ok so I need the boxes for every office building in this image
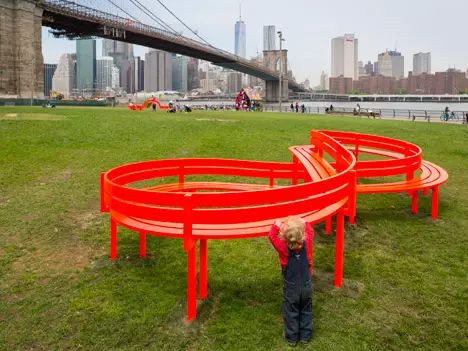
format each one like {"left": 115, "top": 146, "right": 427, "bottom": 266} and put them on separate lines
{"left": 121, "top": 60, "right": 135, "bottom": 94}
{"left": 413, "top": 52, "right": 431, "bottom": 75}
{"left": 320, "top": 71, "right": 329, "bottom": 90}
{"left": 102, "top": 39, "right": 134, "bottom": 60}
{"left": 144, "top": 50, "right": 172, "bottom": 92}
{"left": 263, "top": 25, "right": 276, "bottom": 51}
{"left": 44, "top": 63, "right": 57, "bottom": 97}
{"left": 172, "top": 55, "right": 189, "bottom": 92}
{"left": 52, "top": 53, "right": 76, "bottom": 98}
{"left": 187, "top": 59, "right": 200, "bottom": 90}
{"left": 227, "top": 72, "right": 242, "bottom": 93}
{"left": 365, "top": 61, "right": 373, "bottom": 76}
{"left": 234, "top": 15, "right": 246, "bottom": 58}
{"left": 200, "top": 78, "right": 217, "bottom": 92}
{"left": 374, "top": 61, "right": 379, "bottom": 75}
{"left": 76, "top": 39, "right": 96, "bottom": 95}
{"left": 135, "top": 57, "right": 145, "bottom": 92}
{"left": 377, "top": 50, "right": 404, "bottom": 78}
{"left": 331, "top": 34, "right": 358, "bottom": 80}
{"left": 358, "top": 61, "right": 366, "bottom": 78}
{"left": 96, "top": 57, "right": 113, "bottom": 92}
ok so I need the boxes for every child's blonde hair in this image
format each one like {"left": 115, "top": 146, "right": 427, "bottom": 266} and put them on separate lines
{"left": 280, "top": 216, "right": 305, "bottom": 250}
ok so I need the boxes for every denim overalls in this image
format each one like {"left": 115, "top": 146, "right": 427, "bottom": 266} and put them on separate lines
{"left": 282, "top": 241, "right": 312, "bottom": 342}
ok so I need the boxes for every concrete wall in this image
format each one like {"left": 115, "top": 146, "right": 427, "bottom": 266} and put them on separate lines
{"left": 0, "top": 0, "right": 44, "bottom": 98}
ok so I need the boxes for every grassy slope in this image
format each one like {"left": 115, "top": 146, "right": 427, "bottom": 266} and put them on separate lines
{"left": 0, "top": 107, "right": 467, "bottom": 351}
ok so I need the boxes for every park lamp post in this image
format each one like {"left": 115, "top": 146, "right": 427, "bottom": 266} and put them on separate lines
{"left": 277, "top": 31, "right": 285, "bottom": 112}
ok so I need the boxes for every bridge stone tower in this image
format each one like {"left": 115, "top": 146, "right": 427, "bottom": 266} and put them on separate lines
{"left": 0, "top": 0, "right": 44, "bottom": 98}
{"left": 263, "top": 49, "right": 288, "bottom": 102}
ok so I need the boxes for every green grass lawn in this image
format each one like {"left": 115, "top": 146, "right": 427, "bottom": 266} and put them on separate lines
{"left": 0, "top": 107, "right": 467, "bottom": 350}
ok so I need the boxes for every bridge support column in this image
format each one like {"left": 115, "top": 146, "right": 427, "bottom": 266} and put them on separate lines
{"left": 265, "top": 80, "right": 288, "bottom": 103}
{"left": 0, "top": 0, "right": 43, "bottom": 98}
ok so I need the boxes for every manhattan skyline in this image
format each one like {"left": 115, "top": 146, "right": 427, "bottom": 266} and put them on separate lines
{"left": 41, "top": 0, "right": 467, "bottom": 85}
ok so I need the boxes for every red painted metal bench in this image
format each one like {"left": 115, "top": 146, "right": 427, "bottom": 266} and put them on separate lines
{"left": 101, "top": 131, "right": 356, "bottom": 320}
{"left": 100, "top": 130, "right": 448, "bottom": 320}
{"left": 318, "top": 131, "right": 448, "bottom": 219}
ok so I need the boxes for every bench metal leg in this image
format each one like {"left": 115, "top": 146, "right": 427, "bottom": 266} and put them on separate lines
{"left": 422, "top": 188, "right": 429, "bottom": 196}
{"left": 411, "top": 191, "right": 419, "bottom": 214}
{"left": 140, "top": 232, "right": 146, "bottom": 257}
{"left": 334, "top": 212, "right": 345, "bottom": 288}
{"left": 432, "top": 187, "right": 439, "bottom": 220}
{"left": 325, "top": 216, "right": 332, "bottom": 234}
{"left": 110, "top": 217, "right": 117, "bottom": 260}
{"left": 199, "top": 239, "right": 208, "bottom": 299}
{"left": 187, "top": 242, "right": 197, "bottom": 321}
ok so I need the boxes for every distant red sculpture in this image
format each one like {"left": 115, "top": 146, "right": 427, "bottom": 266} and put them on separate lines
{"left": 128, "top": 98, "right": 169, "bottom": 111}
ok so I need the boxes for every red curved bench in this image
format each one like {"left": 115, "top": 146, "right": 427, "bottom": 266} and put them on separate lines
{"left": 101, "top": 131, "right": 356, "bottom": 320}
{"left": 100, "top": 130, "right": 448, "bottom": 321}
{"left": 318, "top": 131, "right": 448, "bottom": 219}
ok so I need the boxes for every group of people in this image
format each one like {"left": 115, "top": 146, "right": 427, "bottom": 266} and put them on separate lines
{"left": 290, "top": 102, "right": 307, "bottom": 113}
{"left": 164, "top": 101, "right": 192, "bottom": 113}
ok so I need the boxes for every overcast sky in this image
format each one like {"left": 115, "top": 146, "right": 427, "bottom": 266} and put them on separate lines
{"left": 42, "top": 0, "right": 467, "bottom": 85}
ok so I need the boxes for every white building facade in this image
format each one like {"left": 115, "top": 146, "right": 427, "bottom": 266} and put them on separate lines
{"left": 413, "top": 52, "right": 431, "bottom": 75}
{"left": 331, "top": 34, "right": 358, "bottom": 80}
{"left": 52, "top": 53, "right": 76, "bottom": 98}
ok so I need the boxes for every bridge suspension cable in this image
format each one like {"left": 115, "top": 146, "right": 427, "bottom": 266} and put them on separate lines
{"left": 153, "top": 0, "right": 215, "bottom": 48}
{"left": 128, "top": 0, "right": 180, "bottom": 35}
{"left": 106, "top": 0, "right": 176, "bottom": 35}
{"left": 105, "top": 0, "right": 138, "bottom": 21}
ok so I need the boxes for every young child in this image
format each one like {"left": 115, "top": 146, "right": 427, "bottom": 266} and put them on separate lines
{"left": 269, "top": 216, "right": 314, "bottom": 347}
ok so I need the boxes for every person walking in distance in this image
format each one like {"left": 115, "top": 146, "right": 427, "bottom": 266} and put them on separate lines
{"left": 269, "top": 217, "right": 313, "bottom": 347}
{"left": 290, "top": 103, "right": 294, "bottom": 112}
{"left": 295, "top": 102, "right": 299, "bottom": 113}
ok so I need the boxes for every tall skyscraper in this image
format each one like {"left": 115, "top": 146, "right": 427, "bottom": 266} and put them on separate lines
{"left": 102, "top": 39, "right": 134, "bottom": 60}
{"left": 44, "top": 63, "right": 57, "bottom": 97}
{"left": 377, "top": 50, "right": 404, "bottom": 78}
{"left": 121, "top": 60, "right": 136, "bottom": 94}
{"left": 263, "top": 25, "right": 276, "bottom": 51}
{"left": 52, "top": 53, "right": 76, "bottom": 98}
{"left": 76, "top": 39, "right": 96, "bottom": 95}
{"left": 187, "top": 59, "right": 200, "bottom": 91}
{"left": 144, "top": 50, "right": 172, "bottom": 92}
{"left": 134, "top": 57, "right": 145, "bottom": 92}
{"left": 413, "top": 52, "right": 431, "bottom": 75}
{"left": 331, "top": 34, "right": 358, "bottom": 80}
{"left": 172, "top": 55, "right": 189, "bottom": 92}
{"left": 365, "top": 61, "right": 373, "bottom": 76}
{"left": 96, "top": 57, "right": 114, "bottom": 92}
{"left": 227, "top": 72, "right": 242, "bottom": 93}
{"left": 234, "top": 9, "right": 246, "bottom": 58}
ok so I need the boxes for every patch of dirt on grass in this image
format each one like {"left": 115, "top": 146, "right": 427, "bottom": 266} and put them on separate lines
{"left": 178, "top": 148, "right": 192, "bottom": 156}
{"left": 195, "top": 118, "right": 238, "bottom": 123}
{"left": 312, "top": 270, "right": 365, "bottom": 299}
{"left": 10, "top": 242, "right": 90, "bottom": 277}
{"left": 55, "top": 168, "right": 73, "bottom": 182}
{"left": 38, "top": 168, "right": 73, "bottom": 186}
{"left": 75, "top": 210, "right": 98, "bottom": 230}
{"left": 0, "top": 113, "right": 66, "bottom": 121}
